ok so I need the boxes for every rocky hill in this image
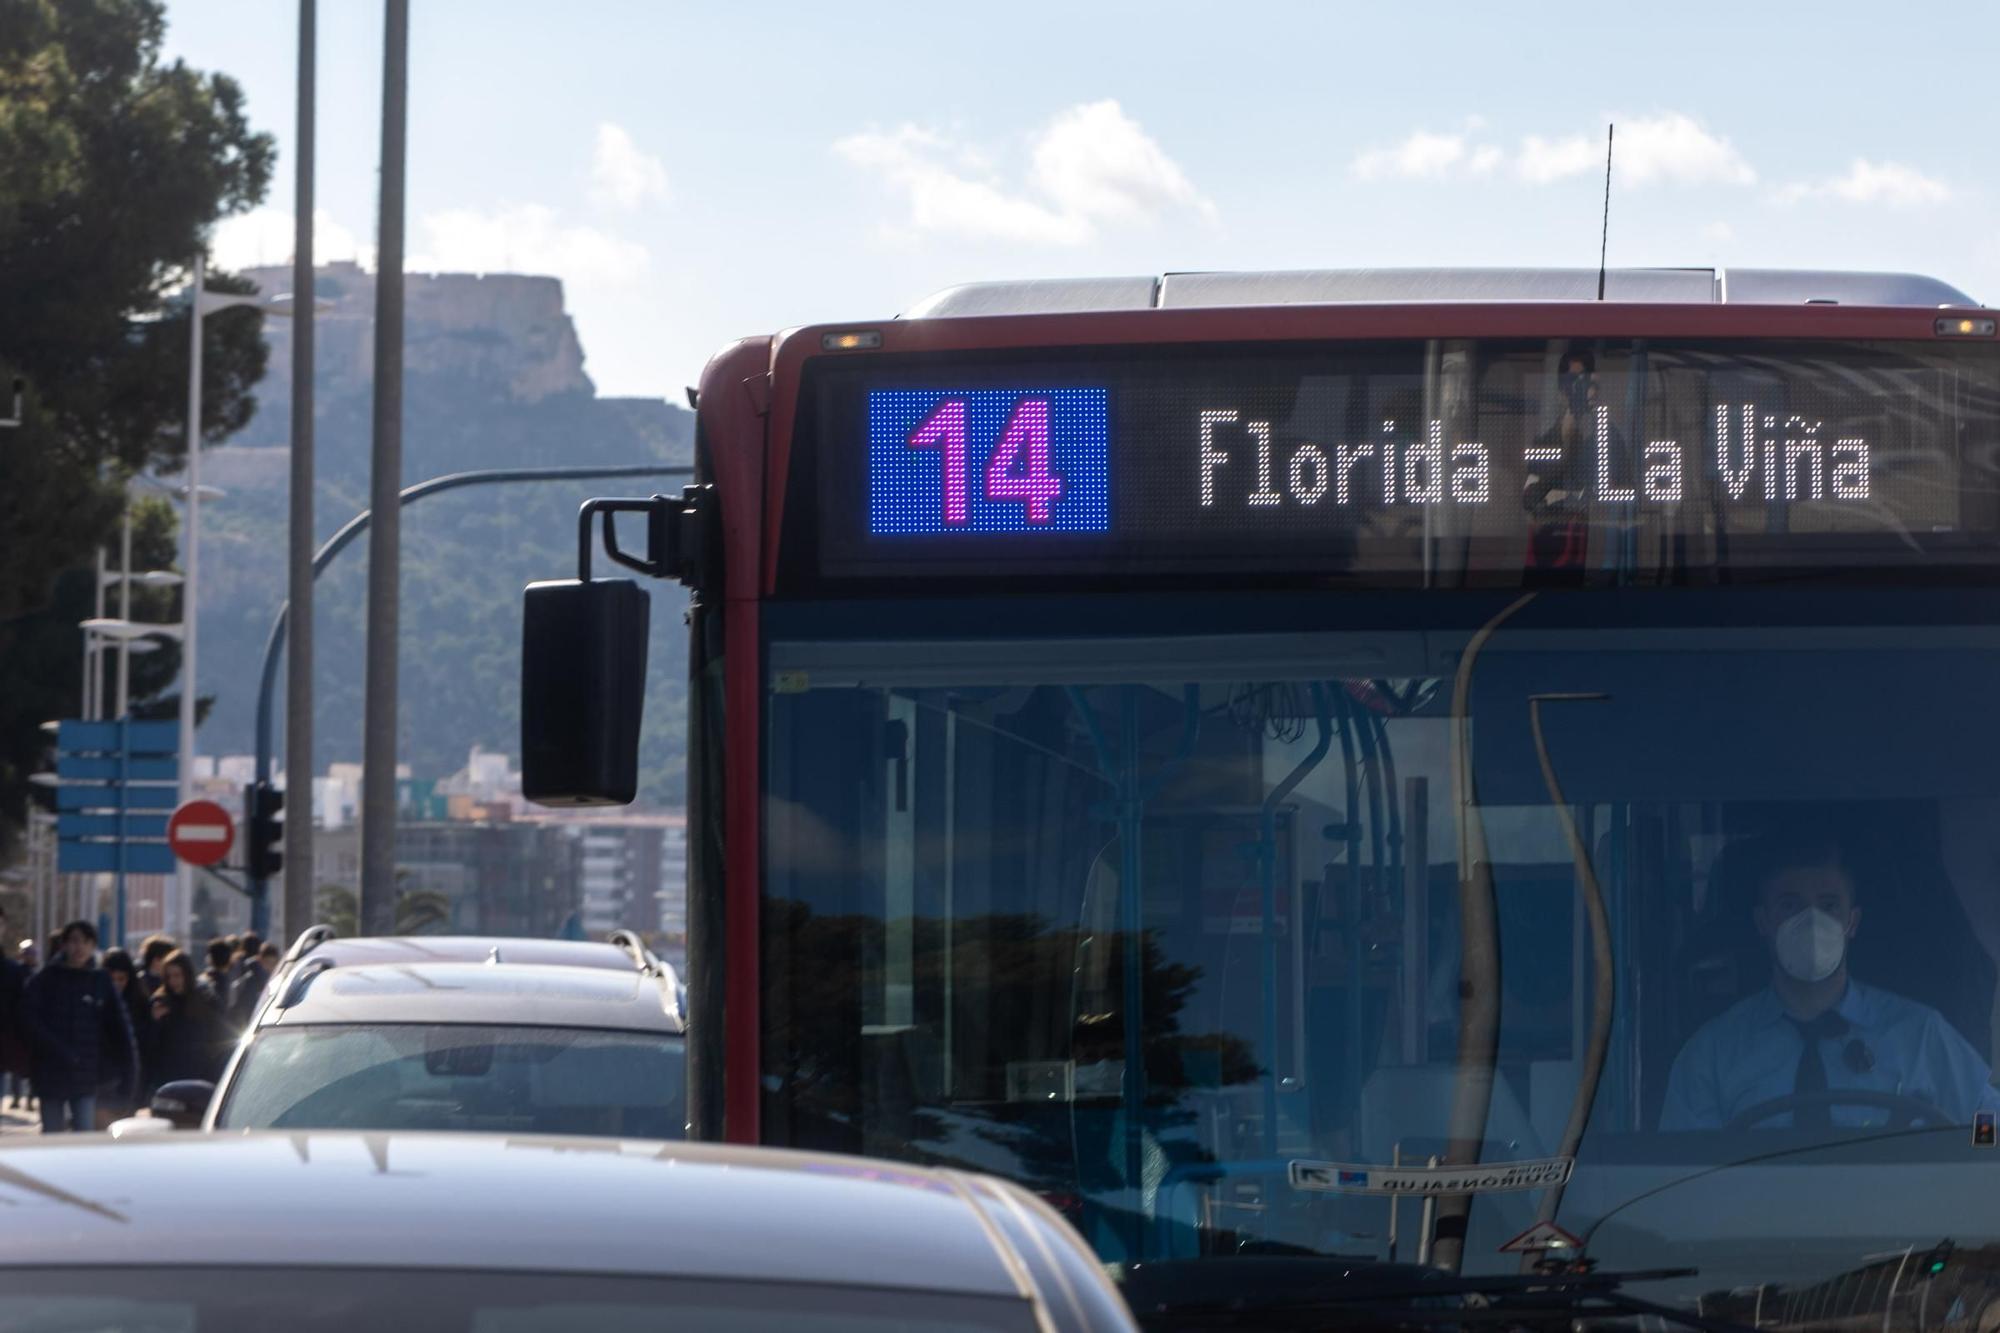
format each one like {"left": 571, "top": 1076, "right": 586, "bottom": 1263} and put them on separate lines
{"left": 197, "top": 263, "right": 694, "bottom": 802}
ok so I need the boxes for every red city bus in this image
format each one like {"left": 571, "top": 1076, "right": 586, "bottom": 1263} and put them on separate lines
{"left": 523, "top": 268, "right": 2000, "bottom": 1311}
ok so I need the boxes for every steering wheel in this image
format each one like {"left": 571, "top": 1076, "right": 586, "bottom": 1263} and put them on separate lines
{"left": 1726, "top": 1089, "right": 1951, "bottom": 1131}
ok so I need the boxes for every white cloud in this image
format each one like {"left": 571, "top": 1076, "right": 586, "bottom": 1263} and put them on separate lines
{"left": 589, "top": 123, "right": 668, "bottom": 210}
{"left": 834, "top": 126, "right": 1087, "bottom": 245}
{"left": 1700, "top": 220, "right": 1735, "bottom": 243}
{"left": 410, "top": 205, "right": 649, "bottom": 284}
{"left": 1777, "top": 158, "right": 1952, "bottom": 208}
{"left": 1353, "top": 131, "right": 1473, "bottom": 181}
{"left": 1519, "top": 115, "right": 1751, "bottom": 187}
{"left": 1352, "top": 120, "right": 1504, "bottom": 181}
{"left": 1345, "top": 113, "right": 1751, "bottom": 187}
{"left": 1029, "top": 100, "right": 1215, "bottom": 225}
{"left": 834, "top": 100, "right": 1211, "bottom": 246}
{"left": 1515, "top": 133, "right": 1601, "bottom": 185}
{"left": 1613, "top": 114, "right": 1755, "bottom": 186}
{"left": 1534, "top": 116, "right": 1750, "bottom": 186}
{"left": 211, "top": 207, "right": 365, "bottom": 272}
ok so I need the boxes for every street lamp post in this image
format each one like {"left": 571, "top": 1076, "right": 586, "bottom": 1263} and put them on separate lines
{"left": 89, "top": 514, "right": 180, "bottom": 945}
{"left": 176, "top": 264, "right": 303, "bottom": 943}
{"left": 106, "top": 501, "right": 184, "bottom": 720}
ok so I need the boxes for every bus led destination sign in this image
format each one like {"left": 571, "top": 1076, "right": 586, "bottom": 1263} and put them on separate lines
{"left": 832, "top": 338, "right": 1997, "bottom": 576}
{"left": 1195, "top": 403, "right": 1871, "bottom": 513}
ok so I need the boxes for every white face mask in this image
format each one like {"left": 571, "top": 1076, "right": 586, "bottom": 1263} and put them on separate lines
{"left": 1774, "top": 906, "right": 1849, "bottom": 983}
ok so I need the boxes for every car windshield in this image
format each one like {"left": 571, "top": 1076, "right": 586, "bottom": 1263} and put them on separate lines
{"left": 763, "top": 586, "right": 2000, "bottom": 1301}
{"left": 215, "top": 1025, "right": 686, "bottom": 1139}
{"left": 0, "top": 1269, "right": 1037, "bottom": 1333}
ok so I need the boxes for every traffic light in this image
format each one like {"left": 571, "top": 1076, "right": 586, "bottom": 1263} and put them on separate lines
{"left": 246, "top": 782, "right": 284, "bottom": 881}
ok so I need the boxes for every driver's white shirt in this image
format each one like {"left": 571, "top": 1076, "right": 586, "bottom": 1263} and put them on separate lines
{"left": 1659, "top": 980, "right": 2000, "bottom": 1130}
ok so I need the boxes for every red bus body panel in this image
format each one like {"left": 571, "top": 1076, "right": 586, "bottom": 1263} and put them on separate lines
{"left": 697, "top": 336, "right": 772, "bottom": 1145}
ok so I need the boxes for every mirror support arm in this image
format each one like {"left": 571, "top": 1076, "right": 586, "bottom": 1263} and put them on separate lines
{"left": 577, "top": 486, "right": 717, "bottom": 588}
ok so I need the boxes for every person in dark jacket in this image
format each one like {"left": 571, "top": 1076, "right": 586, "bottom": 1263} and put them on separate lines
{"left": 99, "top": 949, "right": 156, "bottom": 1109}
{"left": 197, "top": 937, "right": 234, "bottom": 1008}
{"left": 21, "top": 920, "right": 138, "bottom": 1133}
{"left": 227, "top": 941, "right": 281, "bottom": 1029}
{"left": 149, "top": 949, "right": 228, "bottom": 1086}
{"left": 136, "top": 936, "right": 177, "bottom": 998}
{"left": 0, "top": 907, "right": 27, "bottom": 1109}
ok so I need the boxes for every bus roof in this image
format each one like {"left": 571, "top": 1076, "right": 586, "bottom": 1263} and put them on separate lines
{"left": 904, "top": 268, "right": 1982, "bottom": 319}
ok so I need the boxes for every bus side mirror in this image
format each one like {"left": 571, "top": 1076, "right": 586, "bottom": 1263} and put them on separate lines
{"left": 521, "top": 578, "right": 650, "bottom": 805}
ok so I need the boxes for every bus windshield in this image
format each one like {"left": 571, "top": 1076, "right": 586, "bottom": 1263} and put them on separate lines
{"left": 761, "top": 586, "right": 2000, "bottom": 1299}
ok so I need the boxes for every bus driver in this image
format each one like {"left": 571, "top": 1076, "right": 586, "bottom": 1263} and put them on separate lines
{"left": 1660, "top": 835, "right": 2000, "bottom": 1131}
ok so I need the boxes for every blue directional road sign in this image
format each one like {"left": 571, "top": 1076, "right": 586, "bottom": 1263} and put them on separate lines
{"left": 53, "top": 717, "right": 180, "bottom": 876}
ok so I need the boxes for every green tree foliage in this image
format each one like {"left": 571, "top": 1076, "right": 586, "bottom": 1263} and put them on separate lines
{"left": 0, "top": 0, "right": 274, "bottom": 848}
{"left": 312, "top": 883, "right": 453, "bottom": 937}
{"left": 0, "top": 497, "right": 193, "bottom": 856}
{"left": 314, "top": 884, "right": 357, "bottom": 939}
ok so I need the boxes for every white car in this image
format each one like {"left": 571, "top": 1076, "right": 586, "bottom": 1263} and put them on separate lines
{"left": 0, "top": 1131, "right": 1137, "bottom": 1332}
{"left": 120, "top": 928, "right": 684, "bottom": 1139}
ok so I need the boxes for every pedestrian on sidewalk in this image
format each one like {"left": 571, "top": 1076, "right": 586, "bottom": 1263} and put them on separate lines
{"left": 100, "top": 949, "right": 156, "bottom": 1112}
{"left": 150, "top": 950, "right": 228, "bottom": 1086}
{"left": 136, "top": 936, "right": 177, "bottom": 998}
{"left": 20, "top": 921, "right": 138, "bottom": 1133}
{"left": 8, "top": 938, "right": 38, "bottom": 1110}
{"left": 0, "top": 908, "right": 27, "bottom": 1113}
{"left": 226, "top": 932, "right": 263, "bottom": 988}
{"left": 196, "top": 938, "right": 234, "bottom": 1007}
{"left": 227, "top": 942, "right": 281, "bottom": 1030}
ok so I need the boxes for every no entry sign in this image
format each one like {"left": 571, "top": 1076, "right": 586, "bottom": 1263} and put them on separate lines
{"left": 168, "top": 800, "right": 235, "bottom": 868}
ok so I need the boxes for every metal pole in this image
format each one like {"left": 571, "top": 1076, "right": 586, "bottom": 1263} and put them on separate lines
{"left": 359, "top": 0, "right": 408, "bottom": 935}
{"left": 1401, "top": 777, "right": 1429, "bottom": 1064}
{"left": 1387, "top": 1143, "right": 1402, "bottom": 1263}
{"left": 116, "top": 503, "right": 133, "bottom": 947}
{"left": 117, "top": 508, "right": 132, "bottom": 716}
{"left": 178, "top": 251, "right": 206, "bottom": 945}
{"left": 1525, "top": 693, "right": 1613, "bottom": 1253}
{"left": 1416, "top": 1155, "right": 1440, "bottom": 1266}
{"left": 89, "top": 548, "right": 106, "bottom": 720}
{"left": 1432, "top": 592, "right": 1537, "bottom": 1273}
{"left": 282, "top": 0, "right": 318, "bottom": 943}
{"left": 115, "top": 711, "right": 128, "bottom": 947}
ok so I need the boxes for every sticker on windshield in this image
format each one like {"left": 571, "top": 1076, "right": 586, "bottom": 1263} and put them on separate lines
{"left": 1288, "top": 1156, "right": 1573, "bottom": 1196}
{"left": 1975, "top": 1111, "right": 1996, "bottom": 1147}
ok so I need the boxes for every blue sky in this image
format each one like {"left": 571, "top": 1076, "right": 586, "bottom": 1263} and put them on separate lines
{"left": 164, "top": 1, "right": 1998, "bottom": 401}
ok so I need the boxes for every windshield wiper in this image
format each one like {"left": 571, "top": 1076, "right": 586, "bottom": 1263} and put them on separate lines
{"left": 1120, "top": 1259, "right": 1758, "bottom": 1333}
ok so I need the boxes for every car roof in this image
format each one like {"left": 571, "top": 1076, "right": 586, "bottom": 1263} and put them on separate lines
{"left": 261, "top": 961, "right": 684, "bottom": 1033}
{"left": 0, "top": 1133, "right": 1126, "bottom": 1326}
{"left": 285, "top": 934, "right": 640, "bottom": 971}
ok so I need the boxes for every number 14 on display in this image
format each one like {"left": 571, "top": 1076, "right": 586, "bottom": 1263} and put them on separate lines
{"left": 908, "top": 397, "right": 1062, "bottom": 525}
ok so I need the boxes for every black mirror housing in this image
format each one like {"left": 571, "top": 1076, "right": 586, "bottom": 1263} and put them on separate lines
{"left": 151, "top": 1079, "right": 215, "bottom": 1129}
{"left": 521, "top": 577, "right": 650, "bottom": 806}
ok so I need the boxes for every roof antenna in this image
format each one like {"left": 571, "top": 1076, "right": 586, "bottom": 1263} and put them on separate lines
{"left": 1596, "top": 123, "right": 1615, "bottom": 300}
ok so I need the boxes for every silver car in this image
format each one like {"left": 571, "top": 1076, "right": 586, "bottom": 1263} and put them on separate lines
{"left": 129, "top": 928, "right": 685, "bottom": 1139}
{"left": 0, "top": 1132, "right": 1137, "bottom": 1332}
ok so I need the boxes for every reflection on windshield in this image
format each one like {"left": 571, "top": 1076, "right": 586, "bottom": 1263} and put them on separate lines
{"left": 763, "top": 591, "right": 2000, "bottom": 1293}
{"left": 219, "top": 1025, "right": 685, "bottom": 1139}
